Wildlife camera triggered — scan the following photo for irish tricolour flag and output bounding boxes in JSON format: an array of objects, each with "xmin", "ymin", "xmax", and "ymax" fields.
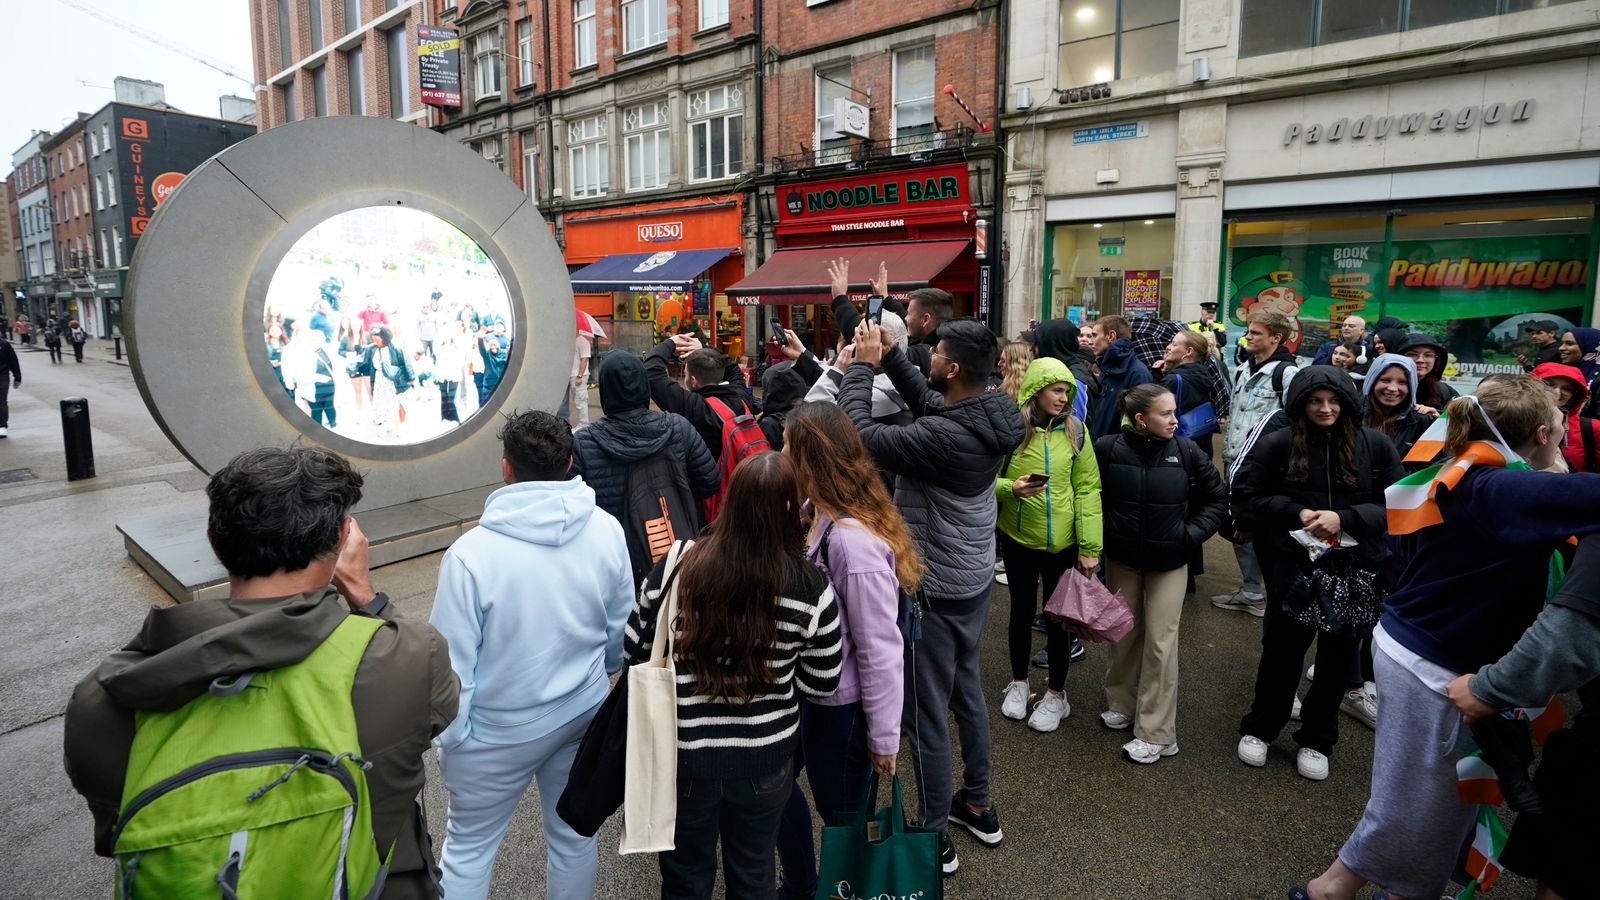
[{"xmin": 1386, "ymin": 438, "xmax": 1528, "ymax": 535}]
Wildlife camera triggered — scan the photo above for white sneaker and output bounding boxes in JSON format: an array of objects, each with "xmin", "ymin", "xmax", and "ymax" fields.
[
  {"xmin": 1122, "ymin": 737, "xmax": 1179, "ymax": 764},
  {"xmin": 1341, "ymin": 685, "xmax": 1377, "ymax": 731},
  {"xmin": 1296, "ymin": 747, "xmax": 1330, "ymax": 781},
  {"xmin": 1237, "ymin": 735, "xmax": 1268, "ymax": 767},
  {"xmin": 994, "ymin": 571, "xmax": 1008, "ymax": 585},
  {"xmin": 1100, "ymin": 709, "xmax": 1133, "ymax": 730},
  {"xmin": 0, "ymin": 426, "xmax": 7, "ymax": 438},
  {"xmin": 1000, "ymin": 680, "xmax": 1029, "ymax": 721},
  {"xmin": 994, "ymin": 560, "xmax": 1007, "ymax": 585},
  {"xmin": 1027, "ymin": 691, "xmax": 1070, "ymax": 732},
  {"xmin": 1305, "ymin": 664, "xmax": 1315, "ymax": 681},
  {"xmin": 1290, "ymin": 693, "xmax": 1302, "ymax": 721},
  {"xmin": 1211, "ymin": 590, "xmax": 1266, "ymax": 617}
]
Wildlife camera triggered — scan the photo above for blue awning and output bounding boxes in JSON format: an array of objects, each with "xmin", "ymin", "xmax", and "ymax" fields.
[{"xmin": 569, "ymin": 247, "xmax": 736, "ymax": 293}]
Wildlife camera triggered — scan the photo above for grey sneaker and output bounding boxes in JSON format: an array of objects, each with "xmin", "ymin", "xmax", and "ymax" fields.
[
  {"xmin": 1211, "ymin": 590, "xmax": 1266, "ymax": 617},
  {"xmin": 1340, "ymin": 685, "xmax": 1377, "ymax": 731}
]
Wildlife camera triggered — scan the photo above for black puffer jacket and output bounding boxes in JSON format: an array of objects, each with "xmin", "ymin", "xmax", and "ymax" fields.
[
  {"xmin": 839, "ymin": 347, "xmax": 1025, "ymax": 603},
  {"xmin": 644, "ymin": 339, "xmax": 758, "ymax": 460},
  {"xmin": 1233, "ymin": 366, "xmax": 1404, "ymax": 581},
  {"xmin": 572, "ymin": 409, "xmax": 720, "ymax": 524},
  {"xmin": 1093, "ymin": 428, "xmax": 1227, "ymax": 572}
]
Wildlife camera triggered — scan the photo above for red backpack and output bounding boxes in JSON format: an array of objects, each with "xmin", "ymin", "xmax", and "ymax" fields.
[{"xmin": 702, "ymin": 396, "xmax": 770, "ymax": 522}]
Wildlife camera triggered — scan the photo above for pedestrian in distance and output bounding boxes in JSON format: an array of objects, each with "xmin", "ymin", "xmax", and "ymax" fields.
[
  {"xmin": 0, "ymin": 333, "xmax": 20, "ymax": 439},
  {"xmin": 67, "ymin": 319, "xmax": 88, "ymax": 363},
  {"xmin": 429, "ymin": 410, "xmax": 635, "ymax": 900},
  {"xmin": 994, "ymin": 357, "xmax": 1102, "ymax": 735},
  {"xmin": 837, "ymin": 316, "xmax": 1024, "ymax": 876},
  {"xmin": 625, "ymin": 450, "xmax": 842, "ymax": 900},
  {"xmin": 43, "ymin": 319, "xmax": 63, "ymax": 364},
  {"xmin": 63, "ymin": 446, "xmax": 459, "ymax": 897},
  {"xmin": 1095, "ymin": 383, "xmax": 1227, "ymax": 764}
]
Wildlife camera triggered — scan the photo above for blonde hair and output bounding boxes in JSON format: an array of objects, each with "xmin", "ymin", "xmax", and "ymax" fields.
[
  {"xmin": 1247, "ymin": 308, "xmax": 1291, "ymax": 342},
  {"xmin": 999, "ymin": 341, "xmax": 1034, "ymax": 402},
  {"xmin": 1443, "ymin": 376, "xmax": 1561, "ymax": 458},
  {"xmin": 1169, "ymin": 330, "xmax": 1209, "ymax": 364}
]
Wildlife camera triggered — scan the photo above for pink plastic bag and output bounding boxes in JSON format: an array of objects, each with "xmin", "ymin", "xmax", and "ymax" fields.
[{"xmin": 1044, "ymin": 568, "xmax": 1135, "ymax": 643}]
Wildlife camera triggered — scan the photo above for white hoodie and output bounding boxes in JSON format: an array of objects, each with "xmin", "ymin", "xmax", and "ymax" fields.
[{"xmin": 430, "ymin": 477, "xmax": 634, "ymax": 749}]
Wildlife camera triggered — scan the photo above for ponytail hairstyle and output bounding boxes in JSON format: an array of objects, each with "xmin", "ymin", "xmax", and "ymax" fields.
[
  {"xmin": 1119, "ymin": 383, "xmax": 1172, "ymax": 431},
  {"xmin": 999, "ymin": 341, "xmax": 1034, "ymax": 402},
  {"xmin": 676, "ymin": 451, "xmax": 805, "ymax": 702},
  {"xmin": 1168, "ymin": 330, "xmax": 1209, "ymax": 366},
  {"xmin": 1286, "ymin": 388, "xmax": 1360, "ymax": 488},
  {"xmin": 1443, "ymin": 375, "xmax": 1561, "ymax": 459}
]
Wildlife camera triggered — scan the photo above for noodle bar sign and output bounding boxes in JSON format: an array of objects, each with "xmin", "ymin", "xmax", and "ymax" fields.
[{"xmin": 777, "ymin": 163, "xmax": 971, "ymax": 234}]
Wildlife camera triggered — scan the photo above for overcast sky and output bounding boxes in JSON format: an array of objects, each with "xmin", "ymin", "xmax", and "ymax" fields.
[{"xmin": 7, "ymin": 0, "xmax": 255, "ymax": 165}]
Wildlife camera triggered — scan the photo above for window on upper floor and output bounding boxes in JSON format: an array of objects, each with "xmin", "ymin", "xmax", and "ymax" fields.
[
  {"xmin": 347, "ymin": 46, "xmax": 367, "ymax": 114},
  {"xmin": 568, "ymin": 114, "xmax": 609, "ymax": 198},
  {"xmin": 101, "ymin": 123, "xmax": 110, "ymax": 149},
  {"xmin": 345, "ymin": 0, "xmax": 360, "ymax": 32},
  {"xmin": 1240, "ymin": 0, "xmax": 1581, "ymax": 57},
  {"xmin": 95, "ymin": 175, "xmax": 105, "ymax": 211},
  {"xmin": 278, "ymin": 0, "xmax": 294, "ymax": 66},
  {"xmin": 624, "ymin": 99, "xmax": 670, "ymax": 191},
  {"xmin": 517, "ymin": 19, "xmax": 535, "ymax": 85},
  {"xmin": 282, "ymin": 83, "xmax": 298, "ymax": 122},
  {"xmin": 521, "ymin": 137, "xmax": 539, "ymax": 202},
  {"xmin": 814, "ymin": 64, "xmax": 852, "ymax": 165},
  {"xmin": 689, "ymin": 84, "xmax": 743, "ymax": 181},
  {"xmin": 701, "ymin": 0, "xmax": 728, "ymax": 30},
  {"xmin": 473, "ymin": 30, "xmax": 503, "ymax": 100},
  {"xmin": 623, "ymin": 0, "xmax": 667, "ymax": 53},
  {"xmin": 574, "ymin": 0, "xmax": 596, "ymax": 68},
  {"xmin": 107, "ymin": 175, "xmax": 117, "ymax": 207},
  {"xmin": 388, "ymin": 25, "xmax": 411, "ymax": 117},
  {"xmin": 893, "ymin": 44, "xmax": 936, "ymax": 153},
  {"xmin": 309, "ymin": 0, "xmax": 324, "ymax": 50},
  {"xmin": 1058, "ymin": 0, "xmax": 1179, "ymax": 86},
  {"xmin": 312, "ymin": 65, "xmax": 330, "ymax": 116}
]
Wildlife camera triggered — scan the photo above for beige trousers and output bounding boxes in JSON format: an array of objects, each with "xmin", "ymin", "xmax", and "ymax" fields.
[{"xmin": 1103, "ymin": 559, "xmax": 1188, "ymax": 745}]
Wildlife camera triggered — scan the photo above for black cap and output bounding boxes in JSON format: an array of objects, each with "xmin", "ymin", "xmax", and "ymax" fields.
[{"xmin": 1198, "ymin": 301, "xmax": 1218, "ymax": 310}]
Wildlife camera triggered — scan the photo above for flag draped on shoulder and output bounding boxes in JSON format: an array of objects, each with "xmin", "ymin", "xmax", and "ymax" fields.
[{"xmin": 1386, "ymin": 414, "xmax": 1528, "ymax": 535}]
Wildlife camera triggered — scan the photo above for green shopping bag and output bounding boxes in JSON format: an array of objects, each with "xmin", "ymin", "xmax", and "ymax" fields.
[{"xmin": 814, "ymin": 773, "xmax": 942, "ymax": 900}]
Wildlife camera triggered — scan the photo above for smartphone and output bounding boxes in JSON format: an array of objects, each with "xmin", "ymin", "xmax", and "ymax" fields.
[
  {"xmin": 770, "ymin": 317, "xmax": 786, "ymax": 341},
  {"xmin": 868, "ymin": 295, "xmax": 885, "ymax": 323},
  {"xmin": 1032, "ymin": 473, "xmax": 1050, "ymax": 485}
]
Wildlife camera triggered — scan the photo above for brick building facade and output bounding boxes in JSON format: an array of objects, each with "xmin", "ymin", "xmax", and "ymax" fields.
[{"xmin": 249, "ymin": 0, "xmax": 427, "ymax": 128}]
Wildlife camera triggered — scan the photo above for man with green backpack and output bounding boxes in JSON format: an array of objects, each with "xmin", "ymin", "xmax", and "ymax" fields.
[{"xmin": 64, "ymin": 446, "xmax": 460, "ymax": 898}]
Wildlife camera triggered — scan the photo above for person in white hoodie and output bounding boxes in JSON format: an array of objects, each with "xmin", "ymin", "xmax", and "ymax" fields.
[{"xmin": 429, "ymin": 410, "xmax": 635, "ymax": 900}]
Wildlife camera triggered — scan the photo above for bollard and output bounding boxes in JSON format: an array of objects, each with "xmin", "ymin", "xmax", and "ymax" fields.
[
  {"xmin": 114, "ymin": 335, "xmax": 122, "ymax": 361},
  {"xmin": 61, "ymin": 397, "xmax": 95, "ymax": 481}
]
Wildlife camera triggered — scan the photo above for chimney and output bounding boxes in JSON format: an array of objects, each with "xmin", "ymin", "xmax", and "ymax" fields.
[{"xmin": 114, "ymin": 77, "xmax": 166, "ymax": 106}]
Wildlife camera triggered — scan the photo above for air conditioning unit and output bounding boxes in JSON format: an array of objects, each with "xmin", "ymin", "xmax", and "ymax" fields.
[{"xmin": 552, "ymin": 186, "xmax": 564, "ymax": 198}]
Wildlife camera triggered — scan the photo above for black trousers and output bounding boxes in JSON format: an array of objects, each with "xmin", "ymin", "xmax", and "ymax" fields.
[
  {"xmin": 1238, "ymin": 547, "xmax": 1357, "ymax": 755},
  {"xmin": 47, "ymin": 343, "xmax": 62, "ymax": 363},
  {"xmin": 71, "ymin": 341, "xmax": 84, "ymax": 362},
  {"xmin": 0, "ymin": 376, "xmax": 9, "ymax": 428},
  {"xmin": 998, "ymin": 530, "xmax": 1074, "ymax": 690},
  {"xmin": 660, "ymin": 762, "xmax": 792, "ymax": 900}
]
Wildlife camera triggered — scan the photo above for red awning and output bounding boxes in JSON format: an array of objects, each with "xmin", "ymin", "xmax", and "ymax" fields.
[{"xmin": 725, "ymin": 240, "xmax": 969, "ymax": 306}]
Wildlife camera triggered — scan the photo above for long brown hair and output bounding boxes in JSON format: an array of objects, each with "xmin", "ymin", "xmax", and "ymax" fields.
[
  {"xmin": 1286, "ymin": 387, "xmax": 1359, "ymax": 489},
  {"xmin": 784, "ymin": 402, "xmax": 923, "ymax": 590},
  {"xmin": 675, "ymin": 451, "xmax": 804, "ymax": 703}
]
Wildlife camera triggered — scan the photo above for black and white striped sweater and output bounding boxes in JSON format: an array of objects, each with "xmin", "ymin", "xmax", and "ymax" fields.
[{"xmin": 624, "ymin": 551, "xmax": 842, "ymax": 780}]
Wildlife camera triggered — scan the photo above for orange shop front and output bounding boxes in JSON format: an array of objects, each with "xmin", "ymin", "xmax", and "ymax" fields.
[
  {"xmin": 563, "ymin": 196, "xmax": 746, "ymax": 358},
  {"xmin": 730, "ymin": 163, "xmax": 983, "ymax": 354}
]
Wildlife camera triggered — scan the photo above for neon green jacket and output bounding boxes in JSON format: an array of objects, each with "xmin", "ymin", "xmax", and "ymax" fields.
[{"xmin": 995, "ymin": 358, "xmax": 1104, "ymax": 555}]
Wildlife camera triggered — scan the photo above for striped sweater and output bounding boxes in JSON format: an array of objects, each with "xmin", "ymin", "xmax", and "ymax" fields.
[{"xmin": 624, "ymin": 549, "xmax": 843, "ymax": 779}]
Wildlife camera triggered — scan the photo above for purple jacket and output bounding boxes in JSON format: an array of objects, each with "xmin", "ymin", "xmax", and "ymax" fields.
[{"xmin": 807, "ymin": 513, "xmax": 904, "ymax": 755}]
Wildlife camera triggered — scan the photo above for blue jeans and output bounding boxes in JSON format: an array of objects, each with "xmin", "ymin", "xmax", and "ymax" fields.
[
  {"xmin": 776, "ymin": 701, "xmax": 874, "ymax": 897},
  {"xmin": 660, "ymin": 762, "xmax": 793, "ymax": 900}
]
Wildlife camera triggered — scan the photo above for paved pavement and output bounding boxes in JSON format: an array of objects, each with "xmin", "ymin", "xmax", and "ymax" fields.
[{"xmin": 0, "ymin": 338, "xmax": 1541, "ymax": 898}]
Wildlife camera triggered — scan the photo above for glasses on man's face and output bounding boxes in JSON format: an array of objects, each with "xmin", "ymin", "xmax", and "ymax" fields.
[{"xmin": 930, "ymin": 351, "xmax": 949, "ymax": 364}]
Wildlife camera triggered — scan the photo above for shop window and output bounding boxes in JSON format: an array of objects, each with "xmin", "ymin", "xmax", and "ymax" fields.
[
  {"xmin": 892, "ymin": 45, "xmax": 936, "ymax": 153},
  {"xmin": 1058, "ymin": 0, "xmax": 1178, "ymax": 87},
  {"xmin": 568, "ymin": 114, "xmax": 609, "ymax": 198},
  {"xmin": 701, "ymin": 0, "xmax": 728, "ymax": 30},
  {"xmin": 814, "ymin": 64, "xmax": 852, "ymax": 165},
  {"xmin": 517, "ymin": 19, "xmax": 535, "ymax": 86},
  {"xmin": 1047, "ymin": 218, "xmax": 1175, "ymax": 321},
  {"xmin": 689, "ymin": 84, "xmax": 743, "ymax": 181},
  {"xmin": 1224, "ymin": 205, "xmax": 1595, "ymax": 386},
  {"xmin": 472, "ymin": 30, "xmax": 503, "ymax": 100},
  {"xmin": 1240, "ymin": 0, "xmax": 1582, "ymax": 57},
  {"xmin": 624, "ymin": 100, "xmax": 670, "ymax": 191},
  {"xmin": 347, "ymin": 46, "xmax": 366, "ymax": 114},
  {"xmin": 623, "ymin": 0, "xmax": 667, "ymax": 53},
  {"xmin": 574, "ymin": 0, "xmax": 596, "ymax": 68}
]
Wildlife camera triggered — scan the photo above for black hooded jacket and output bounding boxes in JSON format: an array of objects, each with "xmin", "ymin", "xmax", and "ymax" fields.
[
  {"xmin": 1093, "ymin": 427, "xmax": 1228, "ymax": 572},
  {"xmin": 644, "ymin": 339, "xmax": 758, "ymax": 460},
  {"xmin": 1232, "ymin": 366, "xmax": 1404, "ymax": 579},
  {"xmin": 1032, "ymin": 318, "xmax": 1100, "ymax": 417},
  {"xmin": 758, "ymin": 360, "xmax": 809, "ymax": 449},
  {"xmin": 575, "ymin": 353, "xmax": 721, "ymax": 522},
  {"xmin": 1160, "ymin": 361, "xmax": 1220, "ymax": 418},
  {"xmin": 1397, "ymin": 332, "xmax": 1459, "ymax": 408}
]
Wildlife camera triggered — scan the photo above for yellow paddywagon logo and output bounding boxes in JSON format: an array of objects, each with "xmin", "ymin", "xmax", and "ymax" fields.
[{"xmin": 830, "ymin": 882, "xmax": 928, "ymax": 900}]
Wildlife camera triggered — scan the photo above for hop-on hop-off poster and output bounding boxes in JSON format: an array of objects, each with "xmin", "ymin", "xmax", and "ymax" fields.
[
  {"xmin": 1227, "ymin": 231, "xmax": 1591, "ymax": 378},
  {"xmin": 1122, "ymin": 269, "xmax": 1161, "ymax": 318}
]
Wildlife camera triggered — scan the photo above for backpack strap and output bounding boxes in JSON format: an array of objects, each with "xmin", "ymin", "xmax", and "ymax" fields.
[
  {"xmin": 1582, "ymin": 417, "xmax": 1599, "ymax": 473},
  {"xmin": 1270, "ymin": 361, "xmax": 1296, "ymax": 399}
]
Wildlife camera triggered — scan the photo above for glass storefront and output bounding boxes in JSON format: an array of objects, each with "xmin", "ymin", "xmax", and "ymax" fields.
[
  {"xmin": 1225, "ymin": 200, "xmax": 1595, "ymax": 386},
  {"xmin": 1045, "ymin": 217, "xmax": 1175, "ymax": 322}
]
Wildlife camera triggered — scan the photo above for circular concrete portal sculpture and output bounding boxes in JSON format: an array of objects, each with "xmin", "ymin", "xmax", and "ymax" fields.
[{"xmin": 126, "ymin": 116, "xmax": 571, "ymax": 510}]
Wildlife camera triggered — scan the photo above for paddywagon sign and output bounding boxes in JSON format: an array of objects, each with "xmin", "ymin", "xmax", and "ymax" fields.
[{"xmin": 777, "ymin": 163, "xmax": 971, "ymax": 229}]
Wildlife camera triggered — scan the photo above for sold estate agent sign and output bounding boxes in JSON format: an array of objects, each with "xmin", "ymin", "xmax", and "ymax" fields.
[{"xmin": 418, "ymin": 26, "xmax": 462, "ymax": 108}]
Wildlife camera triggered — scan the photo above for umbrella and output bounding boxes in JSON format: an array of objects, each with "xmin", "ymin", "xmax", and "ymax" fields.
[
  {"xmin": 1127, "ymin": 317, "xmax": 1183, "ymax": 370},
  {"xmin": 576, "ymin": 309, "xmax": 607, "ymax": 340}
]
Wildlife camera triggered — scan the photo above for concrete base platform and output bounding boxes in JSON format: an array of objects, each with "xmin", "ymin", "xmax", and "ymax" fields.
[{"xmin": 118, "ymin": 484, "xmax": 500, "ymax": 602}]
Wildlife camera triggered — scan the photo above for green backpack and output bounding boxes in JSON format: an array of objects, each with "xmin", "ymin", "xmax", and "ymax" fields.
[{"xmin": 111, "ymin": 615, "xmax": 390, "ymax": 899}]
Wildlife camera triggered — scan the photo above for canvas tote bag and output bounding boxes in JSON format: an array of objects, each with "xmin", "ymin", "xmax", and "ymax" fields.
[{"xmin": 620, "ymin": 539, "xmax": 692, "ymax": 854}]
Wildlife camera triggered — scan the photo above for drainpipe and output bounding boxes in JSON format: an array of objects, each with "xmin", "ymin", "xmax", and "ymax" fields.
[
  {"xmin": 541, "ymin": 0, "xmax": 555, "ymax": 205},
  {"xmin": 753, "ymin": 0, "xmax": 766, "ymax": 266},
  {"xmin": 988, "ymin": 0, "xmax": 1007, "ymax": 333}
]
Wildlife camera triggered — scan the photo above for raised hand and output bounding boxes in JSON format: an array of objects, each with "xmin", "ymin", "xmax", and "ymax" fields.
[{"xmin": 828, "ymin": 258, "xmax": 850, "ymax": 299}]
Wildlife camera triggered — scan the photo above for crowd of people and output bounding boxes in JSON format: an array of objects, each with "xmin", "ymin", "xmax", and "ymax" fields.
[{"xmin": 58, "ymin": 256, "xmax": 1600, "ymax": 900}]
